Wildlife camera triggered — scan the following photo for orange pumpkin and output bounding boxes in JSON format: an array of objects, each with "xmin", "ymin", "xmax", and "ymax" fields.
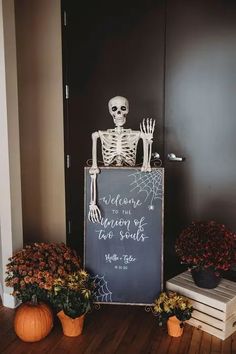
[{"xmin": 14, "ymin": 301, "xmax": 53, "ymax": 342}]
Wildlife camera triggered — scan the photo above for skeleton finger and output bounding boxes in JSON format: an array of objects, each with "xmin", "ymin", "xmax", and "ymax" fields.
[
  {"xmin": 147, "ymin": 118, "xmax": 150, "ymax": 133},
  {"xmin": 94, "ymin": 209, "xmax": 99, "ymax": 223},
  {"xmin": 96, "ymin": 207, "xmax": 101, "ymax": 222},
  {"xmin": 150, "ymin": 119, "xmax": 155, "ymax": 133},
  {"xmin": 142, "ymin": 119, "xmax": 147, "ymax": 134},
  {"xmin": 152, "ymin": 119, "xmax": 156, "ymax": 133},
  {"xmin": 92, "ymin": 211, "xmax": 97, "ymax": 223},
  {"xmin": 92, "ymin": 211, "xmax": 96, "ymax": 223},
  {"xmin": 89, "ymin": 210, "xmax": 94, "ymax": 223},
  {"xmin": 140, "ymin": 123, "xmax": 144, "ymax": 133},
  {"xmin": 149, "ymin": 118, "xmax": 153, "ymax": 133},
  {"xmin": 97, "ymin": 207, "xmax": 101, "ymax": 221}
]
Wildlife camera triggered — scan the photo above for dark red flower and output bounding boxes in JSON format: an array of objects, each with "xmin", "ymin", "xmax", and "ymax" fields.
[{"xmin": 175, "ymin": 221, "xmax": 236, "ymax": 273}]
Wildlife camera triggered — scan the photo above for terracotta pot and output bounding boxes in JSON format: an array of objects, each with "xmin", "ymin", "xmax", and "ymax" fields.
[
  {"xmin": 57, "ymin": 310, "xmax": 85, "ymax": 337},
  {"xmin": 191, "ymin": 268, "xmax": 221, "ymax": 289},
  {"xmin": 167, "ymin": 316, "xmax": 183, "ymax": 337}
]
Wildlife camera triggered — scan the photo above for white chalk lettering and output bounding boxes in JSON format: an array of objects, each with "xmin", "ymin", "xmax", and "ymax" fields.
[
  {"xmin": 120, "ymin": 229, "xmax": 148, "ymax": 242},
  {"xmin": 134, "ymin": 217, "xmax": 147, "ymax": 232},
  {"xmin": 100, "ymin": 217, "xmax": 131, "ymax": 231},
  {"xmin": 95, "ymin": 229, "xmax": 114, "ymax": 240},
  {"xmin": 105, "ymin": 254, "xmax": 119, "ymax": 263},
  {"xmin": 122, "ymin": 255, "xmax": 137, "ymax": 264},
  {"xmin": 122, "ymin": 210, "xmax": 132, "ymax": 215},
  {"xmin": 99, "ymin": 194, "xmax": 142, "ymax": 209}
]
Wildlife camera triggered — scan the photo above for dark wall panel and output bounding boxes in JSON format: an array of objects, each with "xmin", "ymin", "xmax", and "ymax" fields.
[{"xmin": 165, "ymin": 0, "xmax": 236, "ymax": 277}]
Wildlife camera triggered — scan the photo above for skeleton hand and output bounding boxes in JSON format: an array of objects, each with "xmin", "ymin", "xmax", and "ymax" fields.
[
  {"xmin": 88, "ymin": 202, "xmax": 101, "ymax": 223},
  {"xmin": 140, "ymin": 118, "xmax": 155, "ymax": 172},
  {"xmin": 140, "ymin": 118, "xmax": 155, "ymax": 142}
]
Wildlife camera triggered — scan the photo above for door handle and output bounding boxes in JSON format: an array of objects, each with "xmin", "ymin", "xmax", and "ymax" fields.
[{"xmin": 167, "ymin": 153, "xmax": 184, "ymax": 162}]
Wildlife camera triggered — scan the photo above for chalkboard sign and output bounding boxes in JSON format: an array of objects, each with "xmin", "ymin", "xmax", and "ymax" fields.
[{"xmin": 84, "ymin": 167, "xmax": 164, "ymax": 305}]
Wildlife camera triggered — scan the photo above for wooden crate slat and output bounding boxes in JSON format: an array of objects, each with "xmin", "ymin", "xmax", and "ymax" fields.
[
  {"xmin": 219, "ymin": 281, "xmax": 236, "ymax": 292},
  {"xmin": 187, "ymin": 318, "xmax": 225, "ymax": 340},
  {"xmin": 179, "ymin": 272, "xmax": 236, "ymax": 298},
  {"xmin": 167, "ymin": 279, "xmax": 227, "ymax": 311},
  {"xmin": 226, "ymin": 297, "xmax": 236, "ymax": 317},
  {"xmin": 191, "ymin": 310, "xmax": 224, "ymax": 330},
  {"xmin": 170, "ymin": 276, "xmax": 233, "ymax": 302},
  {"xmin": 189, "ymin": 299, "xmax": 225, "ymax": 321},
  {"xmin": 211, "ymin": 280, "xmax": 236, "ymax": 293},
  {"xmin": 225, "ymin": 313, "xmax": 236, "ymax": 336},
  {"xmin": 179, "ymin": 271, "xmax": 236, "ymax": 293}
]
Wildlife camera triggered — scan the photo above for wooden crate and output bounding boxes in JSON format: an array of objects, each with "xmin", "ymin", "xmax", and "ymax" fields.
[{"xmin": 166, "ymin": 271, "xmax": 236, "ymax": 340}]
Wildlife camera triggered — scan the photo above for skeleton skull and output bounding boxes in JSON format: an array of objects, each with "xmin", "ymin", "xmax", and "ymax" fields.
[{"xmin": 108, "ymin": 96, "xmax": 129, "ymax": 127}]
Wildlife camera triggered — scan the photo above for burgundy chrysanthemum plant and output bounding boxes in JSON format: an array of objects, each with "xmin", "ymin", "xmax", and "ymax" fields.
[{"xmin": 175, "ymin": 221, "xmax": 236, "ymax": 275}]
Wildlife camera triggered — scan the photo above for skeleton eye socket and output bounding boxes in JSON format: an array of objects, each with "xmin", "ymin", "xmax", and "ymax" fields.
[
  {"xmin": 112, "ymin": 106, "xmax": 117, "ymax": 112},
  {"xmin": 121, "ymin": 106, "xmax": 127, "ymax": 111}
]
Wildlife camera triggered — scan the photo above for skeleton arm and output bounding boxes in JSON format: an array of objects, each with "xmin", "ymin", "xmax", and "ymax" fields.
[
  {"xmin": 89, "ymin": 131, "xmax": 100, "ymax": 174},
  {"xmin": 140, "ymin": 118, "xmax": 155, "ymax": 172},
  {"xmin": 88, "ymin": 173, "xmax": 101, "ymax": 223},
  {"xmin": 88, "ymin": 131, "xmax": 101, "ymax": 223}
]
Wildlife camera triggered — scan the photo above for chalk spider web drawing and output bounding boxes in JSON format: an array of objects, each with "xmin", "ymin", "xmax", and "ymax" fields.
[
  {"xmin": 91, "ymin": 275, "xmax": 113, "ymax": 302},
  {"xmin": 129, "ymin": 170, "xmax": 163, "ymax": 210}
]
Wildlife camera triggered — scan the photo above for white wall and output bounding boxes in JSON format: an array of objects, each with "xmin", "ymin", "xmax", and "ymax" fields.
[
  {"xmin": 15, "ymin": 0, "xmax": 66, "ymax": 243},
  {"xmin": 0, "ymin": 0, "xmax": 23, "ymax": 308},
  {"xmin": 0, "ymin": 0, "xmax": 66, "ymax": 308}
]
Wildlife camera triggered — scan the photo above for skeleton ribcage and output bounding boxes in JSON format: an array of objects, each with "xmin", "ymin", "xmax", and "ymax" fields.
[{"xmin": 99, "ymin": 130, "xmax": 140, "ymax": 166}]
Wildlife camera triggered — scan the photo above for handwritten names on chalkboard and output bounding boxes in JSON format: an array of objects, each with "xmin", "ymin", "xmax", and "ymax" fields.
[{"xmin": 84, "ymin": 167, "xmax": 164, "ymax": 305}]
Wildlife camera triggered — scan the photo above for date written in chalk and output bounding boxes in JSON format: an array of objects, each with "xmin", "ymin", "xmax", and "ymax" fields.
[
  {"xmin": 114, "ymin": 265, "xmax": 128, "ymax": 270},
  {"xmin": 105, "ymin": 254, "xmax": 136, "ymax": 264}
]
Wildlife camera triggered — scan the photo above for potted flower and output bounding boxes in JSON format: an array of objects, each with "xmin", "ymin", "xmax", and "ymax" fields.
[
  {"xmin": 175, "ymin": 221, "xmax": 236, "ymax": 288},
  {"xmin": 153, "ymin": 291, "xmax": 193, "ymax": 337},
  {"xmin": 51, "ymin": 270, "xmax": 95, "ymax": 337},
  {"xmin": 5, "ymin": 242, "xmax": 81, "ymax": 342}
]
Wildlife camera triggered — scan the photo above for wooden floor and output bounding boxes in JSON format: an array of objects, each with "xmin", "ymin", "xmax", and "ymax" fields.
[{"xmin": 1, "ymin": 304, "xmax": 236, "ymax": 354}]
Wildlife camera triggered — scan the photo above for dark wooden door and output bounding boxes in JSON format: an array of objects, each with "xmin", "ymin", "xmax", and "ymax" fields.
[
  {"xmin": 164, "ymin": 0, "xmax": 236, "ymax": 277},
  {"xmin": 62, "ymin": 0, "xmax": 236, "ymax": 279},
  {"xmin": 61, "ymin": 1, "xmax": 166, "ymax": 255}
]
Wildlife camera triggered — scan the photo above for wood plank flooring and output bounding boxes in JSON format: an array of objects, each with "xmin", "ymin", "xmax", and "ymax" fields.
[{"xmin": 0, "ymin": 304, "xmax": 236, "ymax": 353}]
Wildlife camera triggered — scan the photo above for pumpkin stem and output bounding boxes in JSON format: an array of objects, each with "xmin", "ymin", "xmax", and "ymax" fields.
[{"xmin": 31, "ymin": 294, "xmax": 38, "ymax": 305}]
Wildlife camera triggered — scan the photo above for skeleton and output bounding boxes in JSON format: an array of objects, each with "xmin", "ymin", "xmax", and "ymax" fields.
[{"xmin": 88, "ymin": 96, "xmax": 155, "ymax": 223}]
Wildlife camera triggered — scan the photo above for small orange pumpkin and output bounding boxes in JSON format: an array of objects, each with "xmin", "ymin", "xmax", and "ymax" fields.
[{"xmin": 14, "ymin": 299, "xmax": 53, "ymax": 342}]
